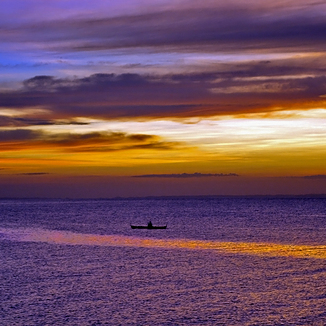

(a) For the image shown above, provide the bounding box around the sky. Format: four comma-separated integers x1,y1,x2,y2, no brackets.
1,0,326,198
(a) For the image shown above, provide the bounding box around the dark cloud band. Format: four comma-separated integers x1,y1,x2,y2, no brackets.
1,67,326,121
133,173,239,178
5,6,326,53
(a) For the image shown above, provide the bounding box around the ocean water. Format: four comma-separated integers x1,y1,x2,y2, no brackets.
1,197,326,325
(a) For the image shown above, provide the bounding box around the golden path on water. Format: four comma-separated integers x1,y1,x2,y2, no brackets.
2,227,326,259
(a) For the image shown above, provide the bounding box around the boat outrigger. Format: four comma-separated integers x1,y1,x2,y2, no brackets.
130,221,167,229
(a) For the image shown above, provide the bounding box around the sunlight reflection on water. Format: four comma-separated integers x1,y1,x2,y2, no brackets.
2,227,326,259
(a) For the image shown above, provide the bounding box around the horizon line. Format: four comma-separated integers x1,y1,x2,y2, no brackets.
1,194,326,200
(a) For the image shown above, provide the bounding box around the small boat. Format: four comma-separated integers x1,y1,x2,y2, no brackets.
130,221,167,229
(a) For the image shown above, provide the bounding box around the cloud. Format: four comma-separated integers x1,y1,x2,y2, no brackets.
4,4,326,53
22,73,151,92
0,129,181,153
17,172,50,176
0,129,40,142
1,66,326,122
0,115,89,127
133,173,239,178
0,73,209,118
302,175,326,179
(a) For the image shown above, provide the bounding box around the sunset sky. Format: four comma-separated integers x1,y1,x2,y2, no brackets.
1,0,326,198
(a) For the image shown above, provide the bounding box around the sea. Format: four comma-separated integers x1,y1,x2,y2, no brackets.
1,197,326,326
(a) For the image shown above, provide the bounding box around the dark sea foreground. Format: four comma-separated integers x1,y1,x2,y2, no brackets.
1,197,326,325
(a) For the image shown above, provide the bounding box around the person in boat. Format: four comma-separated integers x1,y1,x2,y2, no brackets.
148,221,153,228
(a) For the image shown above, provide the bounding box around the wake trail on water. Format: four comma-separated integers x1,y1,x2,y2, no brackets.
1,227,326,259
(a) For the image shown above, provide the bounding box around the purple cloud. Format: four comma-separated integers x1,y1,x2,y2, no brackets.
302,175,326,179
1,68,325,121
2,4,326,54
133,173,239,178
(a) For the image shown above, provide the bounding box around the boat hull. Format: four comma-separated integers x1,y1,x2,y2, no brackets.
130,225,167,229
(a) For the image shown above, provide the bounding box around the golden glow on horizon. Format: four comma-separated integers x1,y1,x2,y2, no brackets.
1,108,326,176
2,227,326,259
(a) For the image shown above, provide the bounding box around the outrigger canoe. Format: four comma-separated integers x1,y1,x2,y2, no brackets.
130,222,167,229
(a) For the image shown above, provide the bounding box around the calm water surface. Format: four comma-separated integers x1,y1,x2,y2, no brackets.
1,198,326,325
